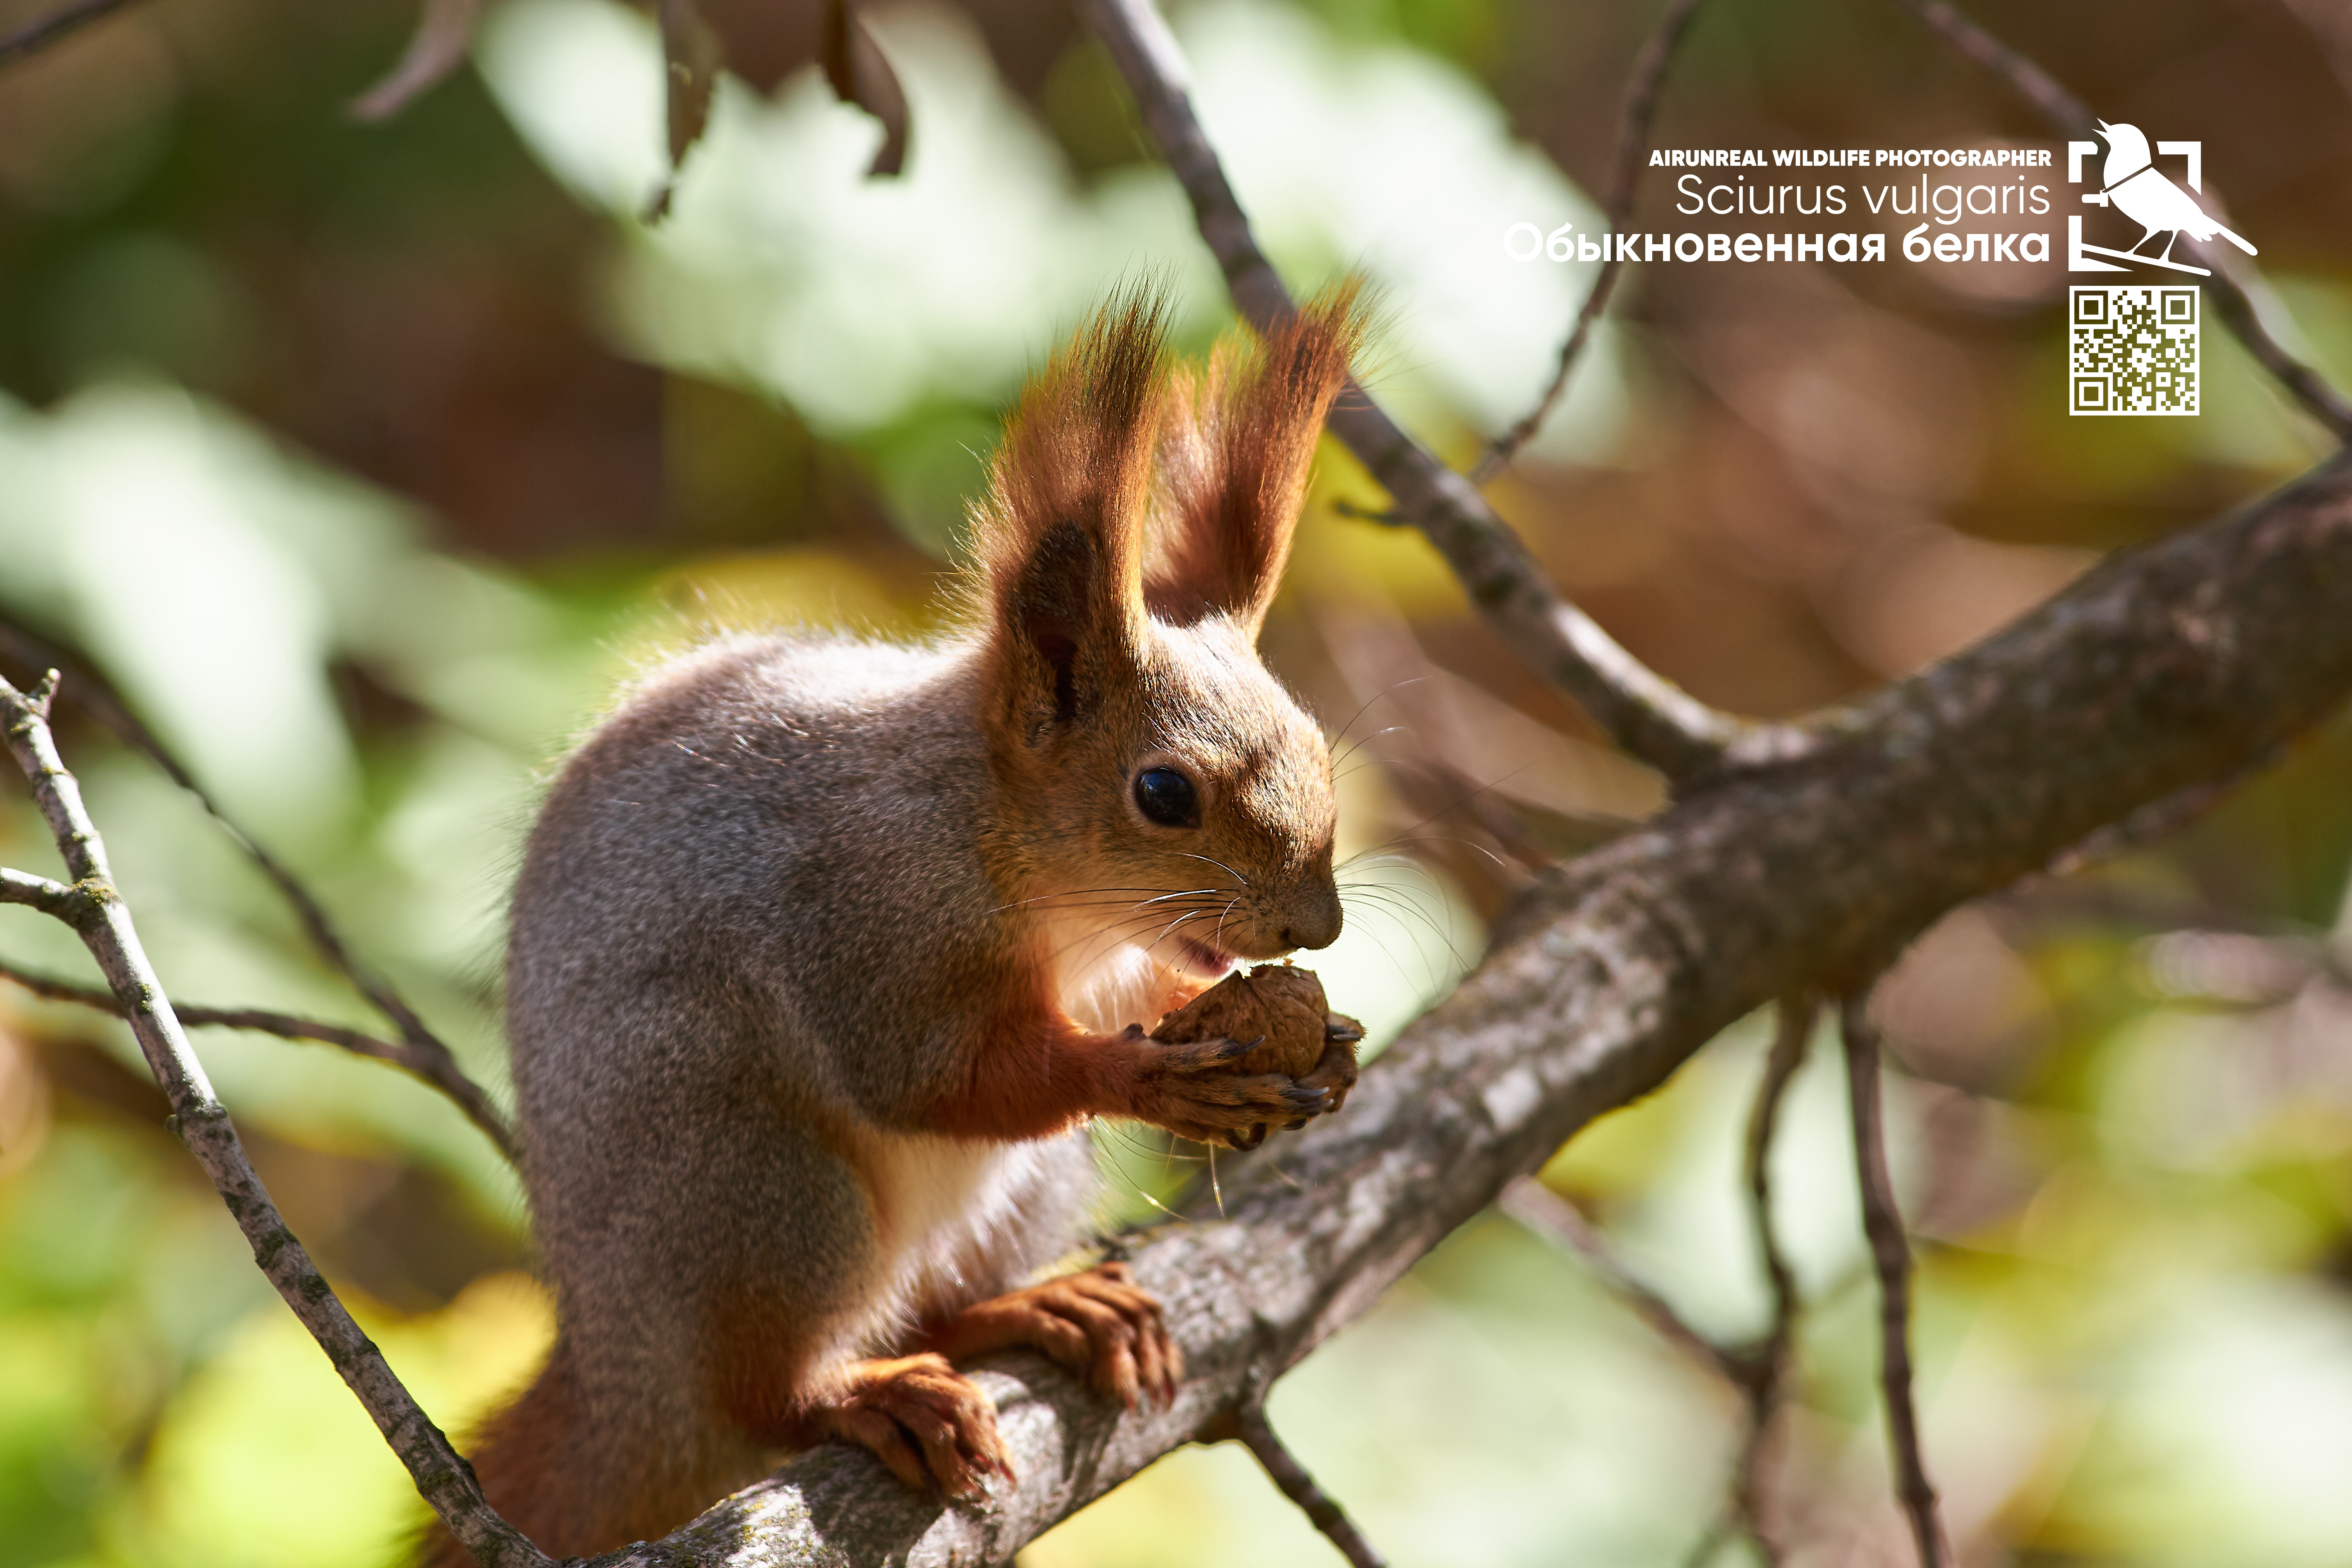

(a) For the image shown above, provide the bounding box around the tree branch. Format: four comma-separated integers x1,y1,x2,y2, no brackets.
1884,0,2352,443
1713,993,1815,1564
1510,1002,1811,1567
0,672,550,1568
1500,1176,1742,1381
1,863,101,924
1470,0,1710,484
1841,993,1949,1568
0,621,510,1163
0,0,141,67
0,955,517,1158
1226,1387,1388,1568
575,443,2352,1565
1080,0,1755,779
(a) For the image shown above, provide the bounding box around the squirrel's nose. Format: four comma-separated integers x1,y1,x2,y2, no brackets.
1279,886,1344,951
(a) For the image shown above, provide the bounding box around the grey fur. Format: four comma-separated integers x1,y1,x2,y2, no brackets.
507,631,1098,1511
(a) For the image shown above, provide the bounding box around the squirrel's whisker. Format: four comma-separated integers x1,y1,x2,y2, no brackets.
1352,835,1513,873
1341,886,1464,968
1329,722,1410,775
1333,767,1531,874
1322,679,1426,758
1130,887,1230,910
1172,850,1252,889
974,886,1204,920
1339,903,1439,993
1337,891,1462,989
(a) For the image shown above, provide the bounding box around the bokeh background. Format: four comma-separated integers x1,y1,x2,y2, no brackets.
2,0,2351,1563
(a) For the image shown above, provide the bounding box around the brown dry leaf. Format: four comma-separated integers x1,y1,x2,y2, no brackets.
350,0,483,124
645,0,724,221
820,0,907,177
642,0,907,220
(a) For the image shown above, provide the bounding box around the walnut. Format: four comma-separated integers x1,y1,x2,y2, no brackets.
1150,964,1364,1147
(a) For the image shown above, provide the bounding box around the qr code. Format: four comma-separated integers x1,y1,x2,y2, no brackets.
2070,286,2199,416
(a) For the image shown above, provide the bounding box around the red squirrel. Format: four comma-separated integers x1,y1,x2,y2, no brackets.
417,287,1361,1561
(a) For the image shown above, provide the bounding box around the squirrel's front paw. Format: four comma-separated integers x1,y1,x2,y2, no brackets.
1282,1014,1363,1129
1133,1034,1334,1149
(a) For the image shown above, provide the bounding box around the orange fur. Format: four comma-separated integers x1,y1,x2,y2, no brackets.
1147,284,1364,632
973,286,1167,746
413,1346,722,1566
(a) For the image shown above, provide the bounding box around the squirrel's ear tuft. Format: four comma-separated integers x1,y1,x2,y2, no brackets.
1147,281,1363,639
974,287,1168,738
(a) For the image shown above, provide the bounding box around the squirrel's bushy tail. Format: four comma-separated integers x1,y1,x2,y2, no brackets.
412,1338,723,1566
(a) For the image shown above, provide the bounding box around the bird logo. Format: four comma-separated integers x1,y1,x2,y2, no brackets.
2071,121,2255,275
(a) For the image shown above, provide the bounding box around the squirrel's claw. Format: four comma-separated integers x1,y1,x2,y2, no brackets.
1213,1034,1267,1063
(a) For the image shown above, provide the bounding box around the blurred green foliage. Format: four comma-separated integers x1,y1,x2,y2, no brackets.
1,0,2350,1563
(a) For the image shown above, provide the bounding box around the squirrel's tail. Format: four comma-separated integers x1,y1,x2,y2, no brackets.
412,1337,723,1566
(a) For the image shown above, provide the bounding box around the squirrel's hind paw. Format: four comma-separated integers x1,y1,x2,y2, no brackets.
924,1262,1182,1411
815,1353,1014,1503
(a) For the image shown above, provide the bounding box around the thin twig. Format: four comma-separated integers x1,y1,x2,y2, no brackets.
1675,995,1814,1568
1729,994,1814,1560
1884,0,2352,443
0,955,517,1158
0,621,511,1162
1500,1175,1742,1381
1841,992,1950,1568
1079,0,1757,779
0,671,550,1568
1471,0,1708,484
0,0,140,66
2043,749,2271,877
1232,1383,1388,1568
1,865,100,923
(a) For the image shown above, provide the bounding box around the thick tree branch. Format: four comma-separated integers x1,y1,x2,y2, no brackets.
1471,0,1709,484
577,444,2352,1565
1081,0,1753,779
1886,0,2352,442
0,672,550,1568
1841,994,1949,1568
0,955,517,1158
0,621,510,1162
0,0,140,67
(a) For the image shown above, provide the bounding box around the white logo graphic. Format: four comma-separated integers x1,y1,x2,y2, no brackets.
2066,122,2256,276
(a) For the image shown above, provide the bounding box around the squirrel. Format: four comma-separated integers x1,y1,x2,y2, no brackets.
416,285,1365,1562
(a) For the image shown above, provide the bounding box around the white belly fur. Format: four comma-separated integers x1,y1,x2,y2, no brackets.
1044,917,1192,1038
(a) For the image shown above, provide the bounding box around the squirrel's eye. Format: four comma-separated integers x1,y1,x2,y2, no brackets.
1133,768,1199,828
